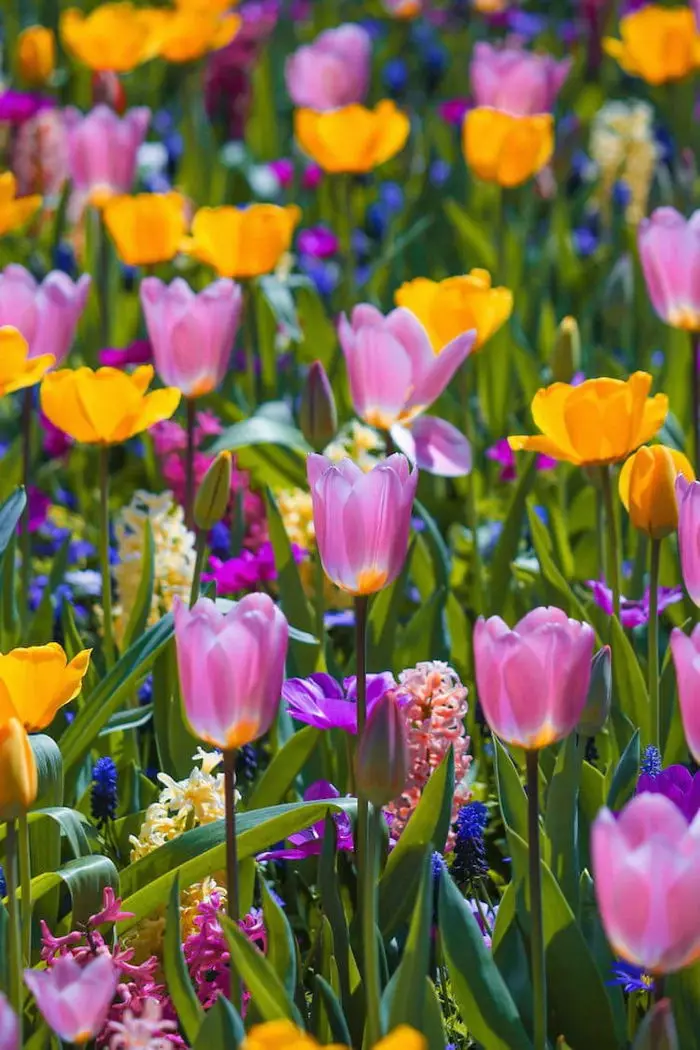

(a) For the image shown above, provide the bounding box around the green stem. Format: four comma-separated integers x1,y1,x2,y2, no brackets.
99,446,115,670
189,530,207,608
600,465,621,625
464,364,485,615
184,398,196,532
649,538,661,752
17,811,31,963
20,388,32,639
363,805,383,1047
354,595,369,917
5,819,22,1018
526,749,547,1050
223,748,241,1010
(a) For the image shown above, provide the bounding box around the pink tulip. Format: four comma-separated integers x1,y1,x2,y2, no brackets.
24,953,119,1044
676,475,700,607
307,453,417,596
592,793,700,973
285,24,371,110
670,624,700,763
0,993,18,1050
174,593,288,750
140,277,243,397
470,42,571,116
339,305,475,476
695,0,700,31
473,608,595,749
64,104,150,202
0,265,91,365
638,208,700,332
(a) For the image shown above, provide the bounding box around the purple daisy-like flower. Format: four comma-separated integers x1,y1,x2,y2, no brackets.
637,764,700,823
608,961,655,994
587,581,683,629
257,781,353,861
282,671,396,733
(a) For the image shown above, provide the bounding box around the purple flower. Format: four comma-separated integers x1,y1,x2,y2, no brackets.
99,339,153,368
268,158,294,187
0,90,54,124
608,961,655,994
297,225,339,259
203,542,306,595
588,581,683,629
27,487,51,532
637,764,700,823
282,671,396,733
438,98,470,126
257,781,353,860
486,438,557,483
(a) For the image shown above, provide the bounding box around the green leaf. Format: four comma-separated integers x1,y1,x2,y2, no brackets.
31,735,63,809
606,727,641,810
264,489,318,676
396,587,447,666
313,976,352,1046
611,617,650,747
122,520,155,651
493,737,528,845
210,415,310,458
666,962,700,1050
443,200,497,271
99,705,153,737
29,855,118,925
544,735,582,911
193,992,245,1050
367,557,410,670
0,530,19,651
489,456,538,614
260,875,297,1001
164,877,203,1043
388,852,433,1032
152,639,199,780
220,913,302,1023
413,500,450,592
246,726,319,810
28,536,71,645
318,817,352,1011
0,488,25,557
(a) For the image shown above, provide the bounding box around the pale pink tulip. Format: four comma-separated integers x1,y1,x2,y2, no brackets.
592,793,700,973
174,594,288,750
285,24,371,110
0,265,91,365
0,993,18,1050
24,953,119,1044
638,209,700,332
676,475,700,607
140,277,242,397
473,608,595,749
695,0,700,32
670,624,700,763
339,305,475,476
64,104,150,202
307,453,417,596
470,43,571,116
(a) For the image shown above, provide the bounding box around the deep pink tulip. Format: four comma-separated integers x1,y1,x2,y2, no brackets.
638,208,700,332
592,793,700,973
173,594,288,750
140,277,243,398
470,42,571,116
339,305,475,476
0,993,18,1050
0,265,91,365
473,608,595,749
64,104,150,203
670,624,700,763
676,475,700,607
307,453,417,596
285,24,371,110
24,953,119,1044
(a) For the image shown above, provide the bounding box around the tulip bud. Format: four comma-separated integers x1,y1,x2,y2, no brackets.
632,999,678,1050
619,445,694,540
299,361,337,452
17,26,55,86
194,451,232,531
355,690,409,807
550,316,581,383
0,717,38,819
91,71,127,115
577,646,611,737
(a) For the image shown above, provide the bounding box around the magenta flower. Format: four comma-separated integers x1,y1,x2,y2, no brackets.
637,764,700,823
89,887,135,928
302,164,323,190
297,225,339,259
257,781,353,860
285,24,371,110
283,671,396,733
40,411,73,458
470,42,571,116
203,542,306,595
486,438,557,482
676,475,700,607
0,265,91,365
184,890,266,1011
438,98,470,126
0,90,53,124
268,158,294,187
587,580,683,628
99,339,153,369
27,487,51,532
0,994,18,1050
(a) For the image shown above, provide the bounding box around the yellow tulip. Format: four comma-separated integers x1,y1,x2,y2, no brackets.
185,203,301,279
102,193,186,266
294,101,410,174
462,108,554,188
40,365,181,445
619,445,694,539
0,644,92,732
17,26,55,86
175,0,238,10
508,372,668,467
604,7,700,85
0,172,41,236
60,3,161,72
395,270,513,351
0,692,38,819
150,8,240,62
244,1021,426,1050
0,326,54,395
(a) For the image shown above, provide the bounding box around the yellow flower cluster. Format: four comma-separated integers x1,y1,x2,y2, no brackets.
324,421,386,472
589,100,658,226
277,488,315,552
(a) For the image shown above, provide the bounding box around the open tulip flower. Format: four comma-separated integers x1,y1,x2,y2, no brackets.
149,6,240,63
285,23,371,110
102,192,186,267
0,326,54,395
0,643,91,732
462,109,554,188
0,172,42,237
395,270,513,352
638,209,700,332
60,3,161,72
470,42,571,117
24,953,119,1044
0,265,91,366
603,6,700,85
294,101,410,174
184,203,300,279
64,105,151,208
676,475,700,608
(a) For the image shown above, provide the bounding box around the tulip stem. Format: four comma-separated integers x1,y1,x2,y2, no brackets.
223,747,241,1010
99,446,115,670
526,749,547,1050
189,530,207,608
18,811,32,963
20,387,32,638
5,819,22,1018
354,595,369,921
185,398,196,532
600,465,621,624
649,538,662,751
363,804,383,1048
691,333,700,471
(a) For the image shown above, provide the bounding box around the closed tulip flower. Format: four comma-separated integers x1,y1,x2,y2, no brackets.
671,625,700,761
592,794,700,973
676,475,700,607
65,105,150,207
294,101,410,175
355,690,410,807
17,26,55,86
102,193,186,267
0,703,38,819
604,7,700,85
0,327,54,395
60,3,161,72
40,365,181,444
462,108,554,188
285,24,371,110
185,204,300,279
470,42,571,116
0,643,91,732
509,372,668,466
638,209,700,332
0,265,91,366
174,594,288,750
619,445,694,539
308,453,417,596
24,953,119,1044
474,608,595,750
141,277,242,397
0,172,41,236
395,270,513,352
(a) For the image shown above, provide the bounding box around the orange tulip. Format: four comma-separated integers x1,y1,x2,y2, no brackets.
102,193,186,266
395,270,513,352
294,101,410,174
185,203,300,279
148,7,240,63
0,644,92,732
462,108,554,188
17,26,55,85
619,445,694,539
60,3,161,72
0,172,41,236
0,327,54,395
604,7,700,85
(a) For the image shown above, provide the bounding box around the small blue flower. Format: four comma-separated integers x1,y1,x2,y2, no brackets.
91,757,118,826
209,521,231,559
0,866,5,897
429,159,451,187
383,57,409,96
452,802,489,887
612,180,631,210
138,675,153,706
431,851,447,882
640,745,662,778
608,961,655,994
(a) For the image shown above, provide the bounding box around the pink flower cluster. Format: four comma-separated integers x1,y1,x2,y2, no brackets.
183,891,267,1011
386,661,472,849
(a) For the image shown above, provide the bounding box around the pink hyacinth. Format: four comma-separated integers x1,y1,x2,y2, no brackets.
676,475,700,608
470,42,571,116
64,105,150,206
285,24,371,110
638,208,700,332
385,661,472,850
592,793,700,973
184,891,266,1011
0,264,91,365
11,107,68,201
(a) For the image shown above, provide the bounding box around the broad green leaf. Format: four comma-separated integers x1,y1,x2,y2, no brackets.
367,557,410,670
28,854,118,925
526,503,597,632
611,617,650,747
260,875,297,1001
31,735,63,809
665,964,700,1050
493,737,528,845
544,735,582,911
210,415,310,458
152,639,199,780
221,913,301,1023
396,588,448,667
413,500,450,592
388,852,433,1032
318,818,352,1011
313,976,352,1047
606,728,640,810
489,456,537,615
246,726,319,810
0,488,25,557
0,530,19,651
122,520,155,651
164,877,203,1043
193,991,245,1050
443,200,497,271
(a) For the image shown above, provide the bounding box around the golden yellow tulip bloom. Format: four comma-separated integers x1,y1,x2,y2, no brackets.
619,445,694,539
395,270,513,352
0,173,41,236
60,3,161,72
185,203,301,279
40,365,181,445
17,26,55,85
0,644,92,732
244,1021,425,1050
150,8,240,62
102,193,186,267
0,692,37,819
462,108,554,188
294,101,410,174
508,372,668,467
604,7,700,85
0,327,54,396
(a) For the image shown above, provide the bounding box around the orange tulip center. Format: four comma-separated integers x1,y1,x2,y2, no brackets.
355,567,390,595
